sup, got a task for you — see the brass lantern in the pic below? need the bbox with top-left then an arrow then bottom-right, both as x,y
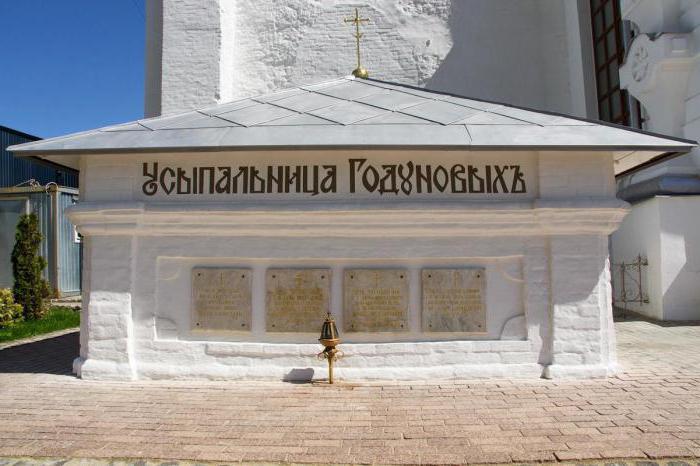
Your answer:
319,313 -> 340,347
318,313 -> 342,384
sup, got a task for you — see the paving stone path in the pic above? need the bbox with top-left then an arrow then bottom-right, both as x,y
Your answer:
0,317 -> 698,465
0,460 -> 698,466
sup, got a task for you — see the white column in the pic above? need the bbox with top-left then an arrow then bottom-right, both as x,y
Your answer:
545,235 -> 617,378
146,0 -> 236,116
75,236 -> 136,380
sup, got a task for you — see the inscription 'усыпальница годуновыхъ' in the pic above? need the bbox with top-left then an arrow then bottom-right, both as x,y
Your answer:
141,159 -> 527,197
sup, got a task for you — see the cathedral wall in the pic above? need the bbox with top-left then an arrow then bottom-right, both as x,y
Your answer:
145,0 -> 597,120
611,0 -> 700,321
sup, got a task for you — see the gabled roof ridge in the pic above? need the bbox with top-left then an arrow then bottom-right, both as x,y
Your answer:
303,78 -> 449,126
128,76 -> 357,128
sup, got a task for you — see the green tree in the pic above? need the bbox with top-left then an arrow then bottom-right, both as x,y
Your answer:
0,289 -> 22,327
11,213 -> 50,320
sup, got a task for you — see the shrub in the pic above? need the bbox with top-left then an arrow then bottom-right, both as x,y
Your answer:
0,289 -> 23,328
11,213 -> 50,320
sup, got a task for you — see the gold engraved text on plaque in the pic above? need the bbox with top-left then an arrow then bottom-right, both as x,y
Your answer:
422,268 -> 486,333
266,269 -> 331,332
192,268 -> 252,332
344,269 -> 409,332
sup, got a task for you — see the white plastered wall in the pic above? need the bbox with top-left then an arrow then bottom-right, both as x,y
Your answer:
611,0 -> 700,321
611,196 -> 700,321
145,0 -> 597,119
658,196 -> 700,319
610,197 -> 663,319
71,149 -> 624,381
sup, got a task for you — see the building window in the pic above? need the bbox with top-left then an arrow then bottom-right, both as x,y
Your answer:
590,0 -> 644,128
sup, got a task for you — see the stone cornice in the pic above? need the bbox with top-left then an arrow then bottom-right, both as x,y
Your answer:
67,199 -> 629,237
620,33 -> 696,137
621,0 -> 686,33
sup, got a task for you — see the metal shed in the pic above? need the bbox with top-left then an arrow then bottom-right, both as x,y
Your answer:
1,125 -> 78,188
0,185 -> 81,296
1,125 -> 80,296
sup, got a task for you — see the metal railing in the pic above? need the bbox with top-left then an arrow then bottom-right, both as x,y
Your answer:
612,255 -> 649,311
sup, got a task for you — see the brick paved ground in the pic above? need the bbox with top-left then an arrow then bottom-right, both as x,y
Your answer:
0,460 -> 698,466
0,317 -> 699,464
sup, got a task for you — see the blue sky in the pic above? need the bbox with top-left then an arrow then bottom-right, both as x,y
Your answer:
0,1 -> 145,138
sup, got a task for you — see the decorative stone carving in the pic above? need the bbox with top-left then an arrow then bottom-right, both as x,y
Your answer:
620,33 -> 694,137
631,45 -> 650,83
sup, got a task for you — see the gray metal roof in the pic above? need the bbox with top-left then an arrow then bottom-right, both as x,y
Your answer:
8,76 -> 695,161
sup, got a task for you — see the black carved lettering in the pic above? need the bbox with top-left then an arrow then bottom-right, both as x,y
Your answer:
231,167 -> 249,193
159,166 -> 175,195
320,165 -> 337,193
215,167 -> 231,194
302,166 -> 320,196
432,165 -> 448,192
249,166 -> 266,193
416,164 -> 432,193
267,166 -> 283,193
362,163 -> 380,192
397,162 -> 414,195
139,159 -> 525,198
379,165 -> 399,195
450,164 -> 467,193
510,165 -> 527,193
142,162 -> 158,196
492,165 -> 509,193
176,168 -> 192,194
284,166 -> 301,193
199,167 -> 216,194
467,165 -> 484,193
348,158 -> 367,193
485,166 -> 493,194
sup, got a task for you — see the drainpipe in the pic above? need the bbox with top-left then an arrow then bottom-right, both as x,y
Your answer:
49,184 -> 60,296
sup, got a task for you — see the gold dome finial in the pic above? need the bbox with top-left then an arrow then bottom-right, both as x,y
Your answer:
344,8 -> 370,79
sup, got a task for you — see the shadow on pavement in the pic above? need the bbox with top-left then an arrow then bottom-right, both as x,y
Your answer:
0,332 -> 79,375
614,308 -> 700,327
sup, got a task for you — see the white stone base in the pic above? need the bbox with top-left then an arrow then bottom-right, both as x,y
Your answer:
75,355 -> 622,381
75,339 -> 551,381
76,358 -> 622,381
134,361 -> 545,381
74,358 -> 136,381
543,363 -> 618,379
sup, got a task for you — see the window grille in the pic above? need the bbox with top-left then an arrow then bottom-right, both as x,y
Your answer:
590,0 -> 645,128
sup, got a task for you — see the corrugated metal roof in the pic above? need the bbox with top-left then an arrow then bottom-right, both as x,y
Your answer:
0,126 -> 79,188
7,76 -> 696,157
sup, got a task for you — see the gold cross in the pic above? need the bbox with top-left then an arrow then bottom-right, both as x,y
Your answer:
344,8 -> 370,78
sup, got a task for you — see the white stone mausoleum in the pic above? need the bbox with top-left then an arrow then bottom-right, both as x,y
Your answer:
9,77 -> 693,380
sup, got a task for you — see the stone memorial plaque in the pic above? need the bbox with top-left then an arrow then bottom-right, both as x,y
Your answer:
344,269 -> 409,332
192,268 -> 251,332
266,268 -> 331,332
422,268 -> 486,333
